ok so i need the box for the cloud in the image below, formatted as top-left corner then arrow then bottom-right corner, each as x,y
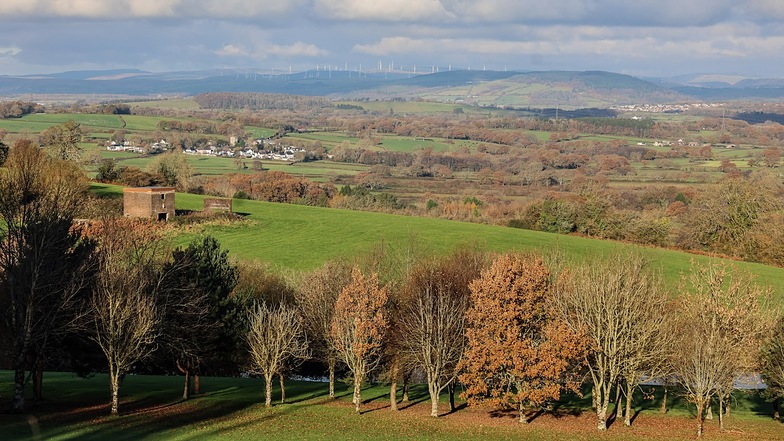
263,42 -> 328,57
0,0 -> 782,77
353,22 -> 782,62
0,0 -> 768,29
216,42 -> 327,60
312,0 -> 450,21
0,46 -> 22,57
0,0 -> 302,20
215,44 -> 249,57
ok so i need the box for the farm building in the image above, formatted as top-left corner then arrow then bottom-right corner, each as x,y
123,187 -> 175,221
204,197 -> 233,213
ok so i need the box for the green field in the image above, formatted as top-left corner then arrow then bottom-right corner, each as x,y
0,113 -> 225,136
84,185 -> 784,298
1,371 -> 779,441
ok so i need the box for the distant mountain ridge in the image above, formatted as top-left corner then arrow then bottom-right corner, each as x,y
1,68 -> 783,107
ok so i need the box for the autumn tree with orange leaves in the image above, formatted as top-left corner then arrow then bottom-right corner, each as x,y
330,268 -> 389,413
459,253 -> 587,423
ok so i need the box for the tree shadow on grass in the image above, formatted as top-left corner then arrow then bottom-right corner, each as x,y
548,402 -> 584,419
630,409 -> 641,425
286,388 -> 351,405
360,404 -> 390,415
360,390 -> 389,405
488,408 -> 517,420
399,397 -> 429,411
448,402 -> 468,414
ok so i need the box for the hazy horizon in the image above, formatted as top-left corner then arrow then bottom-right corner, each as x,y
0,1 -> 782,79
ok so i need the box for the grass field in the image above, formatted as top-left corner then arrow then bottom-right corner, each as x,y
0,113 -> 215,140
1,371 -> 781,441
89,184 -> 784,298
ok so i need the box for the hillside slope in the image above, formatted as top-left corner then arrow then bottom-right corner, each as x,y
145,189 -> 784,298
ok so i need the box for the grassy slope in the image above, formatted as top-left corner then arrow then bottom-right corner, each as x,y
0,371 -> 780,441
109,187 -> 784,298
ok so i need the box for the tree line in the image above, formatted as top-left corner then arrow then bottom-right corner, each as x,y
194,93 -> 332,111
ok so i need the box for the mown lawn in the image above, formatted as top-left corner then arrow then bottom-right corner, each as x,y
0,371 -> 781,441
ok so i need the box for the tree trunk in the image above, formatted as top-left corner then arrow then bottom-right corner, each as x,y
706,397 -> 713,420
353,375 -> 362,414
613,381 -> 622,421
110,370 -> 121,416
390,379 -> 398,411
660,385 -> 668,413
194,374 -> 200,395
12,367 -> 25,412
696,400 -> 705,438
592,384 -> 598,411
428,380 -> 440,417
402,374 -> 410,403
182,369 -> 190,400
597,401 -> 608,431
624,382 -> 633,426
279,373 -> 285,404
176,360 -> 190,400
448,382 -> 456,412
328,358 -> 336,399
596,382 -> 610,431
390,359 -> 399,411
264,373 -> 273,407
519,401 -> 528,424
774,398 -> 780,421
719,394 -> 724,432
33,359 -> 44,405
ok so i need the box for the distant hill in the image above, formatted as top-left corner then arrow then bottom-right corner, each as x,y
407,71 -> 685,109
655,73 -> 784,100
2,67 -> 783,107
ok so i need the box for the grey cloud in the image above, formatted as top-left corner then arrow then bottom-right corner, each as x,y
0,0 -> 304,20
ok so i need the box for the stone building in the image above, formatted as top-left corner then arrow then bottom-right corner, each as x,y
203,197 -> 233,213
123,187 -> 175,221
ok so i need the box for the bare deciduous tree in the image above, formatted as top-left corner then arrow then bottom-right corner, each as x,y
296,258 -> 353,399
39,120 -> 83,161
619,280 -> 673,426
760,316 -> 784,421
670,262 -> 771,437
555,253 -> 669,431
246,302 -> 308,407
399,248 -> 485,417
86,218 -> 169,416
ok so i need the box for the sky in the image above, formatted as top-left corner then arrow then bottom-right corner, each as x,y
1,0 -> 783,79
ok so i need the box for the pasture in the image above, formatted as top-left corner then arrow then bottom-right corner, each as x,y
0,371 -> 780,441
83,185 -> 784,298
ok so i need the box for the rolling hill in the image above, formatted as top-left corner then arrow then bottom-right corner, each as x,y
4,67 -> 777,107
92,185 -> 784,299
